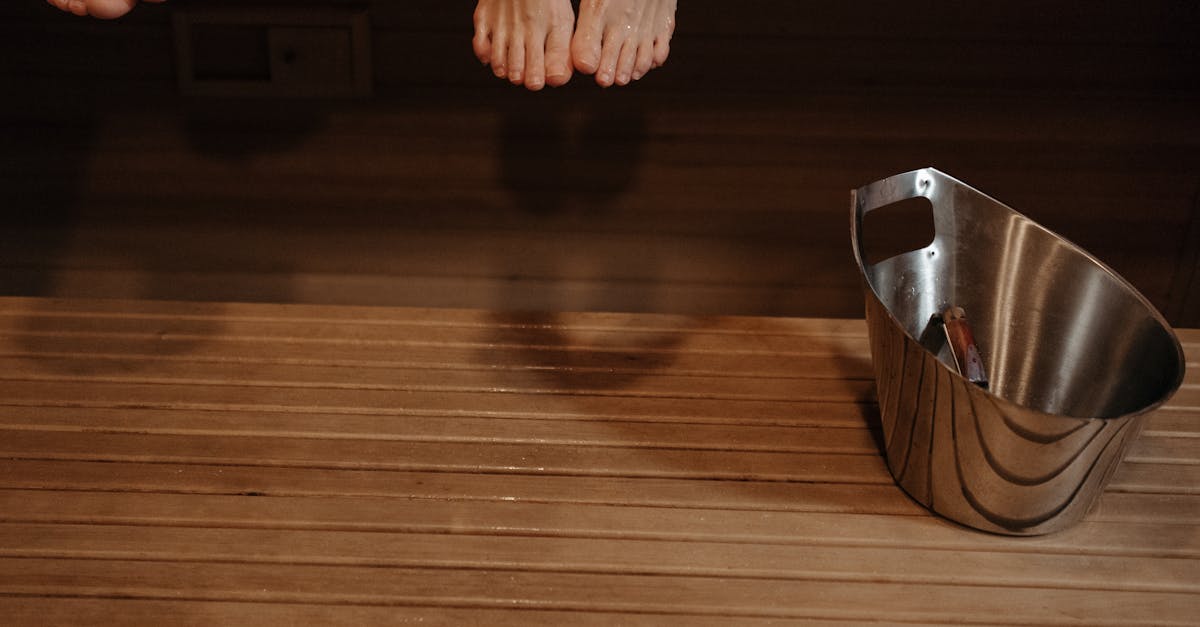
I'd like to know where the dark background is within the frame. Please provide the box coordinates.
[2,0,1198,324]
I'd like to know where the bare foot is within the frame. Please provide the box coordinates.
[571,0,676,87]
[47,0,164,19]
[473,0,576,91]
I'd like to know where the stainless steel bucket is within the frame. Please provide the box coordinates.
[850,168,1186,535]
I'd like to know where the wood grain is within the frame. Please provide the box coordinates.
[2,0,1197,323]
[0,297,1195,624]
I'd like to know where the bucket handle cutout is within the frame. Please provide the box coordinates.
[851,167,942,272]
[856,196,936,266]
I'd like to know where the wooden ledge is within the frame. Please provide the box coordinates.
[0,297,1196,624]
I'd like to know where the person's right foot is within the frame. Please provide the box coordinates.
[473,0,577,91]
[571,0,677,87]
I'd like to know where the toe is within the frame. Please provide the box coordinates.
[491,29,509,78]
[652,35,671,68]
[544,19,573,86]
[615,40,638,86]
[571,36,602,75]
[473,28,494,65]
[63,0,88,16]
[472,8,493,64]
[506,32,526,84]
[474,36,493,66]
[633,39,655,80]
[523,35,546,91]
[650,2,676,68]
[594,29,625,87]
[570,1,605,74]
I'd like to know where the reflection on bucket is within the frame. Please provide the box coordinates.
[850,168,1185,535]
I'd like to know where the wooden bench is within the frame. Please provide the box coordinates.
[0,297,1195,624]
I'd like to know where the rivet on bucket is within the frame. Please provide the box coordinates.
[850,168,1186,535]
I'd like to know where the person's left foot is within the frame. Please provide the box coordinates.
[47,0,164,19]
[571,0,676,87]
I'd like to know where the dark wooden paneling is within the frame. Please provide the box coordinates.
[1168,190,1200,326]
[0,1,1197,323]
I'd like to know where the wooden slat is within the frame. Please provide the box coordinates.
[0,458,920,521]
[1,523,1196,593]
[1,488,1196,557]
[0,337,869,380]
[0,404,1187,464]
[3,558,1196,625]
[0,430,889,483]
[0,382,871,430]
[0,301,871,347]
[0,597,807,627]
[0,406,880,453]
[0,357,874,403]
[1,458,1193,524]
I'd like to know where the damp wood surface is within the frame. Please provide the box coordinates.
[0,297,1196,625]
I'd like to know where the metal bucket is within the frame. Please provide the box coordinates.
[850,168,1186,535]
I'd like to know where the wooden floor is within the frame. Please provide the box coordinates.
[0,296,1196,625]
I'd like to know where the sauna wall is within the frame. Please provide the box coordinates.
[2,1,1198,324]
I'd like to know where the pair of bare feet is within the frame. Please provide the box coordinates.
[473,0,677,90]
[49,0,677,91]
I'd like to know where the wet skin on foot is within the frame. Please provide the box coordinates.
[473,0,577,91]
[571,0,676,87]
